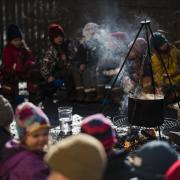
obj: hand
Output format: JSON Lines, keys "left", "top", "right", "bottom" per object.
{"left": 61, "top": 54, "right": 66, "bottom": 61}
{"left": 13, "top": 63, "right": 16, "bottom": 70}
{"left": 80, "top": 64, "right": 86, "bottom": 71}
{"left": 48, "top": 76, "right": 55, "bottom": 83}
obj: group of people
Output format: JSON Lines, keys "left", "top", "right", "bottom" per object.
{"left": 0, "top": 95, "right": 180, "bottom": 179}
{"left": 0, "top": 22, "right": 180, "bottom": 105}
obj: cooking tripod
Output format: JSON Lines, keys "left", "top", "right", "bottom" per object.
{"left": 102, "top": 20, "right": 180, "bottom": 139}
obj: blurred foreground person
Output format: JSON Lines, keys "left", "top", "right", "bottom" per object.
{"left": 0, "top": 95, "right": 14, "bottom": 149}
{"left": 0, "top": 102, "right": 50, "bottom": 179}
{"left": 46, "top": 134, "right": 107, "bottom": 180}
{"left": 165, "top": 160, "right": 180, "bottom": 180}
{"left": 128, "top": 140, "right": 177, "bottom": 180}
{"left": 81, "top": 113, "right": 133, "bottom": 180}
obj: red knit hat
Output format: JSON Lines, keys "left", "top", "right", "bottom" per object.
{"left": 165, "top": 160, "right": 180, "bottom": 180}
{"left": 48, "top": 23, "right": 64, "bottom": 41}
{"left": 81, "top": 114, "right": 116, "bottom": 153}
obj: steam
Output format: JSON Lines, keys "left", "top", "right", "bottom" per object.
{"left": 78, "top": 4, "right": 160, "bottom": 112}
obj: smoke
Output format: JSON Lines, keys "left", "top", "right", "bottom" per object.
{"left": 77, "top": 2, "right": 161, "bottom": 112}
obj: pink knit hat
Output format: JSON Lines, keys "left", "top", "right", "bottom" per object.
{"left": 128, "top": 38, "right": 147, "bottom": 56}
{"left": 15, "top": 102, "right": 50, "bottom": 139}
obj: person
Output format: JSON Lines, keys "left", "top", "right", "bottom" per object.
{"left": 128, "top": 140, "right": 178, "bottom": 180}
{"left": 150, "top": 32, "right": 180, "bottom": 102}
{"left": 96, "top": 31, "right": 128, "bottom": 104}
{"left": 1, "top": 24, "right": 39, "bottom": 101}
{"left": 0, "top": 95, "right": 14, "bottom": 149}
{"left": 73, "top": 22, "right": 100, "bottom": 102}
{"left": 165, "top": 160, "right": 180, "bottom": 180}
{"left": 41, "top": 23, "right": 75, "bottom": 101}
{"left": 45, "top": 133, "right": 107, "bottom": 180}
{"left": 80, "top": 113, "right": 132, "bottom": 180}
{"left": 123, "top": 38, "right": 152, "bottom": 94}
{"left": 0, "top": 102, "right": 50, "bottom": 179}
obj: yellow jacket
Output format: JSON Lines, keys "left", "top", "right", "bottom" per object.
{"left": 151, "top": 46, "right": 180, "bottom": 87}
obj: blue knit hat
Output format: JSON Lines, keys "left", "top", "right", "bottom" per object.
{"left": 150, "top": 32, "right": 168, "bottom": 49}
{"left": 6, "top": 24, "right": 22, "bottom": 41}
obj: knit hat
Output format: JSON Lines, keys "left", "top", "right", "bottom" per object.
{"left": 83, "top": 22, "right": 99, "bottom": 40}
{"left": 128, "top": 38, "right": 147, "bottom": 57}
{"left": 48, "top": 23, "right": 64, "bottom": 41}
{"left": 165, "top": 160, "right": 180, "bottom": 180}
{"left": 150, "top": 32, "right": 168, "bottom": 49}
{"left": 15, "top": 102, "right": 50, "bottom": 139}
{"left": 130, "top": 140, "right": 177, "bottom": 180}
{"left": 111, "top": 31, "right": 128, "bottom": 43}
{"left": 45, "top": 133, "right": 107, "bottom": 180}
{"left": 6, "top": 24, "right": 22, "bottom": 41}
{"left": 0, "top": 95, "right": 14, "bottom": 127}
{"left": 81, "top": 113, "right": 116, "bottom": 153}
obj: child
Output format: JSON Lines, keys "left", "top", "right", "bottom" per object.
{"left": 150, "top": 32, "right": 180, "bottom": 101}
{"left": 41, "top": 23, "right": 75, "bottom": 100}
{"left": 73, "top": 22, "right": 100, "bottom": 102}
{"left": 81, "top": 114, "right": 132, "bottom": 180}
{"left": 0, "top": 95, "right": 14, "bottom": 149}
{"left": 123, "top": 38, "right": 151, "bottom": 94}
{"left": 2, "top": 24, "right": 38, "bottom": 99}
{"left": 0, "top": 102, "right": 50, "bottom": 179}
{"left": 46, "top": 133, "right": 107, "bottom": 180}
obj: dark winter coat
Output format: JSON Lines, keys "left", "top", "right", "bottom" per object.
{"left": 103, "top": 149, "right": 133, "bottom": 180}
{"left": 74, "top": 40, "right": 100, "bottom": 68}
{"left": 0, "top": 128, "right": 12, "bottom": 150}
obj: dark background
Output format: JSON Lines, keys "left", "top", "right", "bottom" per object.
{"left": 0, "top": 0, "right": 180, "bottom": 60}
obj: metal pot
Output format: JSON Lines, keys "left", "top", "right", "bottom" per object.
{"left": 128, "top": 95, "right": 165, "bottom": 127}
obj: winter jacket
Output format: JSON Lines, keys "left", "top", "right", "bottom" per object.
{"left": 2, "top": 44, "right": 36, "bottom": 79}
{"left": 103, "top": 149, "right": 133, "bottom": 180}
{"left": 0, "top": 139, "right": 49, "bottom": 180}
{"left": 151, "top": 45, "right": 180, "bottom": 87}
{"left": 0, "top": 128, "right": 12, "bottom": 150}
{"left": 74, "top": 40, "right": 100, "bottom": 68}
{"left": 41, "top": 41, "right": 74, "bottom": 80}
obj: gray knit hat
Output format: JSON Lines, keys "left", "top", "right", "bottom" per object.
{"left": 0, "top": 95, "right": 14, "bottom": 127}
{"left": 46, "top": 133, "right": 107, "bottom": 180}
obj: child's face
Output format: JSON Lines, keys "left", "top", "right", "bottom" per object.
{"left": 25, "top": 128, "right": 49, "bottom": 151}
{"left": 53, "top": 35, "right": 63, "bottom": 45}
{"left": 48, "top": 171, "right": 69, "bottom": 180}
{"left": 10, "top": 38, "right": 22, "bottom": 48}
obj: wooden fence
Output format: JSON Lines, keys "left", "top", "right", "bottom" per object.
{"left": 0, "top": 0, "right": 179, "bottom": 61}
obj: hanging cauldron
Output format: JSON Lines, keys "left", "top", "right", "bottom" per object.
{"left": 128, "top": 94, "right": 165, "bottom": 127}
